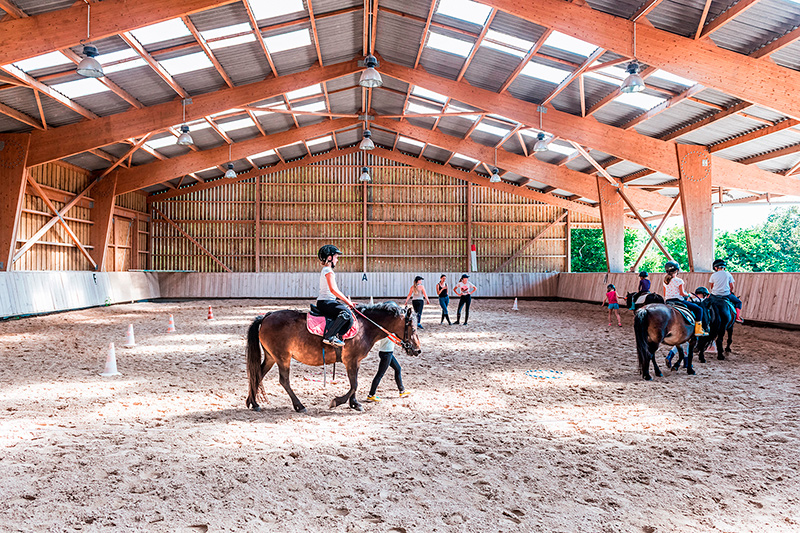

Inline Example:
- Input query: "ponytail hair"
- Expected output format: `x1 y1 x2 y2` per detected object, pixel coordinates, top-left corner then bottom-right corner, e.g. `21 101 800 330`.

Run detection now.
663 271 675 286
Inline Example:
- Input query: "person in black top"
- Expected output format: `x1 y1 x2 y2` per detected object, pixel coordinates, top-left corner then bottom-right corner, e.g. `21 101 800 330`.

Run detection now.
435 274 451 325
634 271 651 301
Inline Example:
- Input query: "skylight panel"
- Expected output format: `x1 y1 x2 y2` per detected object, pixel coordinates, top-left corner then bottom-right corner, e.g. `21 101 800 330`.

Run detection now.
445 104 480 121
546 143 577 157
520 62 571 85
287 84 322 101
201 23 253 41
160 52 215 76
129 18 191 46
650 69 695 87
249 0 305 21
426 32 474 57
293 101 327 113
103 58 147 75
435 0 492 26
97 49 139 64
251 149 276 158
145 136 179 150
210 108 243 118
51 78 110 99
614 92 666 110
208 34 257 50
411 86 447 104
264 29 312 53
584 64 626 86
407 101 442 115
13 51 71 72
454 152 478 164
482 30 533 58
543 31 598 57
475 122 510 137
399 137 425 148
307 136 332 147
218 118 256 132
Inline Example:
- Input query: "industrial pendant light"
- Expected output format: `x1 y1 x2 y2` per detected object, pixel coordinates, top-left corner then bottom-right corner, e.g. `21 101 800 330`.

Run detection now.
489 147 501 182
224 144 236 178
76 4 104 78
533 107 551 152
359 166 372 182
621 23 646 94
359 1 383 88
176 99 194 146
359 127 375 150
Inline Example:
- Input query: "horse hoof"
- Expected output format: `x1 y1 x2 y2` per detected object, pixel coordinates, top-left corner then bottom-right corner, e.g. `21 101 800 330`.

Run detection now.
687 368 696 375
717 354 725 360
725 348 731 354
655 371 663 378
644 375 652 381
294 405 307 413
350 402 364 412
329 400 337 409
251 404 261 412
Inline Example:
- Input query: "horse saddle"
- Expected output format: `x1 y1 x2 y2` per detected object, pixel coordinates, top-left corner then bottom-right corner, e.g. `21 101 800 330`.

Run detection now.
708 295 736 314
307 305 358 340
667 301 695 325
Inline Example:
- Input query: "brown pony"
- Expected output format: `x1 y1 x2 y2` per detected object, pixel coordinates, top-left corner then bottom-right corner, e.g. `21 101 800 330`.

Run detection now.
246 302 421 413
633 303 697 380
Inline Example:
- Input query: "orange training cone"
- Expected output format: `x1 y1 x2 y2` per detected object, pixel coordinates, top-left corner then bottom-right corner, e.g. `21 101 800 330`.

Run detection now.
123 324 136 348
207 306 214 320
100 342 121 376
167 314 176 332
512 298 519 311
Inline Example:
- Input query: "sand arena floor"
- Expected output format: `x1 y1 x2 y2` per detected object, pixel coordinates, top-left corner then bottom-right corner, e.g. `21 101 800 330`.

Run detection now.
1 298 799 532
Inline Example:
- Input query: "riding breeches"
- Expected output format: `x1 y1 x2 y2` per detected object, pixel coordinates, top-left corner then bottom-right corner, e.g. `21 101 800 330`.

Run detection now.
412 299 424 325
667 298 704 323
726 293 742 310
457 294 471 323
316 299 353 338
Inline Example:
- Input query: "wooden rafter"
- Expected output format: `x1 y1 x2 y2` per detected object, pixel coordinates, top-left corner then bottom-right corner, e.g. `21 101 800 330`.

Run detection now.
413 1 437 68
630 0 664 21
0 100 42 130
751 26 800 59
709 119 800 154
120 32 189 98
498 29 553 94
542 48 605 106
182 16 234 88
694 0 713 40
0 64 98 120
619 83 704 130
243 0 278 76
584 66 657 117
307 0 325 67
699 0 762 39
659 101 752 141
456 9 496 82
735 144 800 166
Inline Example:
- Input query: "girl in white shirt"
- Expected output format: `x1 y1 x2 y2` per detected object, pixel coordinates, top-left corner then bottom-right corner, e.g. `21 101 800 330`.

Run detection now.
662 261 707 336
316 245 354 347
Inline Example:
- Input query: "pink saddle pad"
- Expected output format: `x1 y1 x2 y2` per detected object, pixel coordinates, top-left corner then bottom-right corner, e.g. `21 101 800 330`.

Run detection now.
306 314 358 340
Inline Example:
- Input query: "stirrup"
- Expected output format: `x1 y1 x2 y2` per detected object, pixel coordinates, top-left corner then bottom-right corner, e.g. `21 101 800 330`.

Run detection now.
323 336 344 347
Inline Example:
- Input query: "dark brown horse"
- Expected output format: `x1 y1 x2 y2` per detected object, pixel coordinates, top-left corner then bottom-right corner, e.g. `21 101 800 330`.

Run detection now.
633 303 697 380
246 302 421 413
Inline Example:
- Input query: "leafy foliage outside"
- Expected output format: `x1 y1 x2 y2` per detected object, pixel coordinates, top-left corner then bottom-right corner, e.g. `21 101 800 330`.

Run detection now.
571 206 800 273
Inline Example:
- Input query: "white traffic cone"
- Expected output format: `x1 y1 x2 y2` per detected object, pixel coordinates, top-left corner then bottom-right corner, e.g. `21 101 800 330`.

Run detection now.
166 314 176 332
370 296 374 305
100 342 121 376
123 324 136 348
512 298 518 311
207 306 214 320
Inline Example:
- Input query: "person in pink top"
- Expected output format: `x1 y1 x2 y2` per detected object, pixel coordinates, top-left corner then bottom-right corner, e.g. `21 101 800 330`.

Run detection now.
602 284 623 327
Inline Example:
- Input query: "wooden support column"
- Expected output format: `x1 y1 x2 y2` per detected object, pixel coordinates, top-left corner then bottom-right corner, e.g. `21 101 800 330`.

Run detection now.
565 210 572 273
131 214 140 270
597 175 625 272
466 182 473 271
676 144 713 272
0 134 30 271
254 175 261 273
90 172 118 271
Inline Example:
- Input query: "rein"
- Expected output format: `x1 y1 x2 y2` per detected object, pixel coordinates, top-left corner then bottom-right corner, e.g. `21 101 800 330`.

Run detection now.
350 306 409 350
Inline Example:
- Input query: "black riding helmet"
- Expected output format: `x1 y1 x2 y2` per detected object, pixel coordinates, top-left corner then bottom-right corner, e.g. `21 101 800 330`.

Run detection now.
695 286 710 297
713 259 726 269
318 244 343 263
639 271 648 278
665 261 680 273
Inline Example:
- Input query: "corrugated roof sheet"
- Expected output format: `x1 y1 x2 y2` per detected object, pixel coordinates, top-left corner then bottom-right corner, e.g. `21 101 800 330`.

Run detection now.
375 12 425 67
463 47 520 93
707 0 800 55
317 11 362 66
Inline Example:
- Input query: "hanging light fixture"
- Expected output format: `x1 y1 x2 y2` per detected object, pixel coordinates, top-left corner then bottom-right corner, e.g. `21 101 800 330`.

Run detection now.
359 1 383 88
359 128 375 150
489 147 501 182
621 24 646 94
224 144 236 178
76 3 103 78
176 99 194 146
359 166 372 182
533 106 551 152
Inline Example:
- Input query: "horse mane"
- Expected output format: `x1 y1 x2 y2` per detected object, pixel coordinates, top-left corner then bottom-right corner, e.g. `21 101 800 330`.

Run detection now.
355 301 404 317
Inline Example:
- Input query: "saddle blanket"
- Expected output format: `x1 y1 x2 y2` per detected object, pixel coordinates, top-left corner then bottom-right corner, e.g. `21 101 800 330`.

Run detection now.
667 302 695 325
306 314 358 340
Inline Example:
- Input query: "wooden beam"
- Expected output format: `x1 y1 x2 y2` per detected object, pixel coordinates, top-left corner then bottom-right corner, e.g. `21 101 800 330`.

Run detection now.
182 16 234 88
0 100 42 130
676 144 713 272
493 211 567 272
243 0 278 76
27 60 359 166
89 172 118 271
120 32 189 98
631 0 664 21
659 101 751 141
0 0 239 66
456 9 496 82
542 48 605 106
478 0 800 121
0 64 98 120
751 26 800 59
694 0 713 40
498 29 553 94
584 66 657 117
616 185 673 260
0 134 30 270
0 0 26 18
371 117 674 212
60 48 144 109
709 119 800 153
734 143 800 166
619 83 705 130
699 0 762 39
414 1 437 68
632 194 680 270
151 206 232 272
597 175 625 272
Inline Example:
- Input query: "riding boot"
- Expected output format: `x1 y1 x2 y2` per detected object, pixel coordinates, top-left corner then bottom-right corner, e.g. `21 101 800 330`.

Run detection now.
445 314 451 325
441 312 445 324
735 308 744 323
463 310 469 326
694 321 709 336
326 313 352 343
454 313 460 325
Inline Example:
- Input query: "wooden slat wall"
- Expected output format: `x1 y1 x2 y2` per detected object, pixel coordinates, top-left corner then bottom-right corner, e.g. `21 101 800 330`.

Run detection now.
150 153 600 273
0 272 160 318
556 272 800 326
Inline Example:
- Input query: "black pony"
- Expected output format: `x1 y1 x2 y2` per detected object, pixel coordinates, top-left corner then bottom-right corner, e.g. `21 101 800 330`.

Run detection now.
696 295 735 362
625 291 664 311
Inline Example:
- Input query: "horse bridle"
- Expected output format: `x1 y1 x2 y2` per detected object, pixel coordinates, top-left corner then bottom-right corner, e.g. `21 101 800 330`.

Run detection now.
401 312 415 354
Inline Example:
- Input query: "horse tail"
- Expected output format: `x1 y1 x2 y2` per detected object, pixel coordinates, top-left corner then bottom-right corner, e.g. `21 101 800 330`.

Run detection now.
246 315 266 409
633 308 650 378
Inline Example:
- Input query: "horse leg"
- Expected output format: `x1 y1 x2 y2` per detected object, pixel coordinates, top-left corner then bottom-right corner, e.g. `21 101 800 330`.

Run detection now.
725 327 733 354
645 341 660 380
275 358 306 413
686 338 696 375
696 336 707 364
716 333 726 361
330 359 363 411
673 345 685 372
